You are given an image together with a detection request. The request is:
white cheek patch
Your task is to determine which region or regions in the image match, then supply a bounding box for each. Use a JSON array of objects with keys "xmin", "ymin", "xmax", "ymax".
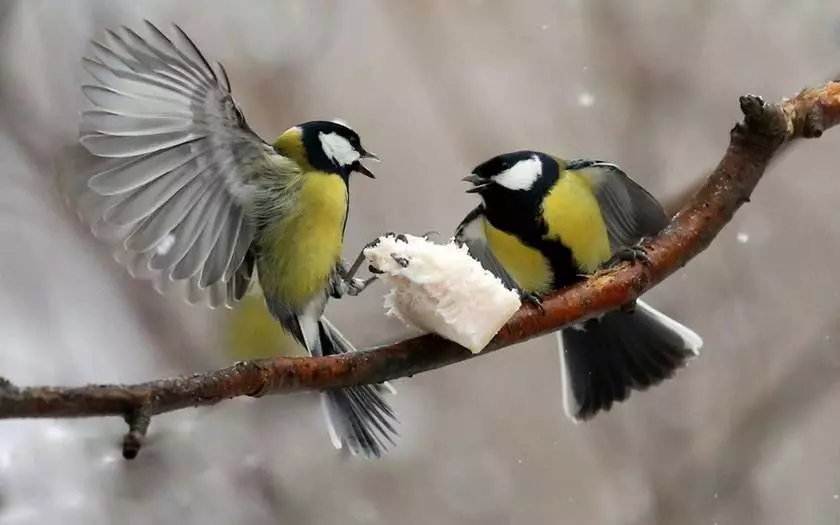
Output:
[
  {"xmin": 319, "ymin": 131, "xmax": 360, "ymax": 167},
  {"xmin": 493, "ymin": 155, "xmax": 542, "ymax": 191}
]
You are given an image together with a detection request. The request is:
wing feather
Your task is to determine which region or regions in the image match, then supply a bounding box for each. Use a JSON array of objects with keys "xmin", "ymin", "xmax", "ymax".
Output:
[
  {"xmin": 171, "ymin": 184, "xmax": 232, "ymax": 280},
  {"xmin": 569, "ymin": 160, "xmax": 669, "ymax": 252},
  {"xmin": 68, "ymin": 21, "xmax": 284, "ymax": 307},
  {"xmin": 201, "ymin": 205, "xmax": 242, "ymax": 288},
  {"xmin": 148, "ymin": 175, "xmax": 224, "ymax": 272}
]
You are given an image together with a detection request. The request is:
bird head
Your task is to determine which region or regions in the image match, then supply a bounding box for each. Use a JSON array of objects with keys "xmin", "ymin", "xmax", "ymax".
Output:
[
  {"xmin": 462, "ymin": 150, "xmax": 554, "ymax": 196},
  {"xmin": 292, "ymin": 119, "xmax": 379, "ymax": 178}
]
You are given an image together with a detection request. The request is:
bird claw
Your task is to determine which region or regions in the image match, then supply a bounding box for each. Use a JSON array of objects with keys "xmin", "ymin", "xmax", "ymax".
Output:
[
  {"xmin": 601, "ymin": 241, "xmax": 652, "ymax": 270},
  {"xmin": 372, "ymin": 231, "xmax": 436, "ymax": 246},
  {"xmin": 391, "ymin": 254, "xmax": 410, "ymax": 268},
  {"xmin": 363, "ymin": 232, "xmax": 402, "ymax": 251},
  {"xmin": 346, "ymin": 277, "xmax": 365, "ymax": 296},
  {"xmin": 363, "ymin": 237, "xmax": 384, "ymax": 250},
  {"xmin": 521, "ymin": 292, "xmax": 546, "ymax": 315},
  {"xmin": 378, "ymin": 231, "xmax": 408, "ymax": 244},
  {"xmin": 329, "ymin": 279, "xmax": 347, "ymax": 299},
  {"xmin": 363, "ymin": 231, "xmax": 428, "ymax": 274}
]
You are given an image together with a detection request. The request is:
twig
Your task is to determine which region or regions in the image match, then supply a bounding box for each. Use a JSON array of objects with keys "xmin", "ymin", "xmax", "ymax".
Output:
[
  {"xmin": 2, "ymin": 84, "xmax": 840, "ymax": 458},
  {"xmin": 122, "ymin": 407, "xmax": 151, "ymax": 459}
]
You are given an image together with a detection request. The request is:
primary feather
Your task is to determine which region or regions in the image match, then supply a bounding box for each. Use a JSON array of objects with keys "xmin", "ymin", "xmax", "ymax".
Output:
[{"xmin": 75, "ymin": 20, "xmax": 277, "ymax": 307}]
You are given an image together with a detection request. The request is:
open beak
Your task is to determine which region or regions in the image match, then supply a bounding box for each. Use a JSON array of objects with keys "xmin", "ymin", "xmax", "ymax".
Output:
[
  {"xmin": 361, "ymin": 149, "xmax": 379, "ymax": 162},
  {"xmin": 353, "ymin": 150, "xmax": 379, "ymax": 178},
  {"xmin": 462, "ymin": 173, "xmax": 491, "ymax": 193},
  {"xmin": 353, "ymin": 162, "xmax": 376, "ymax": 178}
]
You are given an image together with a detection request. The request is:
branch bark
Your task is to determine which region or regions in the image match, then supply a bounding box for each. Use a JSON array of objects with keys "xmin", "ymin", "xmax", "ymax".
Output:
[{"xmin": 3, "ymin": 84, "xmax": 840, "ymax": 458}]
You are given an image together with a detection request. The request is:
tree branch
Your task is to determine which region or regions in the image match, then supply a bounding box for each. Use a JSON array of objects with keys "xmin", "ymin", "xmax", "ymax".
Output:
[{"xmin": 3, "ymin": 84, "xmax": 839, "ymax": 458}]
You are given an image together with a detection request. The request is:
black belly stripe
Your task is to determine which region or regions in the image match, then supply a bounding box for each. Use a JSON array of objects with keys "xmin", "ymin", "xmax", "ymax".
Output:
[
  {"xmin": 485, "ymin": 208, "xmax": 586, "ymax": 291},
  {"xmin": 480, "ymin": 172, "xmax": 589, "ymax": 292},
  {"xmin": 532, "ymin": 238, "xmax": 587, "ymax": 290}
]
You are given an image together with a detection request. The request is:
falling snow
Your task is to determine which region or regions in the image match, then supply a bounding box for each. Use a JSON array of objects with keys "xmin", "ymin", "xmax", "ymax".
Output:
[{"xmin": 577, "ymin": 92, "xmax": 595, "ymax": 107}]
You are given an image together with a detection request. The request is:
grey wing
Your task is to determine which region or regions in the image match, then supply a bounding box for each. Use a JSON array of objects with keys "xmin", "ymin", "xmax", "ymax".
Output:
[
  {"xmin": 69, "ymin": 21, "xmax": 284, "ymax": 308},
  {"xmin": 454, "ymin": 206, "xmax": 524, "ymax": 294},
  {"xmin": 570, "ymin": 160, "xmax": 670, "ymax": 252}
]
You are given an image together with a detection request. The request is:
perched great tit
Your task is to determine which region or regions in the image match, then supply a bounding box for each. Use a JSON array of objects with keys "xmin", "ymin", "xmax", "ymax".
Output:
[
  {"xmin": 64, "ymin": 21, "xmax": 397, "ymax": 457},
  {"xmin": 456, "ymin": 150, "xmax": 702, "ymax": 421}
]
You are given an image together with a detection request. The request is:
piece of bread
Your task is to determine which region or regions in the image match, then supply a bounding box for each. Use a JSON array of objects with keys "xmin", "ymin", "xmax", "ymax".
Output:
[{"xmin": 364, "ymin": 234, "xmax": 521, "ymax": 353}]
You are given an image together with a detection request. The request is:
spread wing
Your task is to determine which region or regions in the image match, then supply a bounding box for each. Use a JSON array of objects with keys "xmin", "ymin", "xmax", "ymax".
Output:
[
  {"xmin": 69, "ymin": 21, "xmax": 291, "ymax": 308},
  {"xmin": 454, "ymin": 205, "xmax": 523, "ymax": 294},
  {"xmin": 568, "ymin": 159, "xmax": 669, "ymax": 252}
]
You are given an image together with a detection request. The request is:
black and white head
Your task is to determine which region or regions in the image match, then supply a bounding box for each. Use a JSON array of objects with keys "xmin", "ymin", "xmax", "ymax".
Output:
[
  {"xmin": 462, "ymin": 150, "xmax": 558, "ymax": 199},
  {"xmin": 298, "ymin": 119, "xmax": 379, "ymax": 178}
]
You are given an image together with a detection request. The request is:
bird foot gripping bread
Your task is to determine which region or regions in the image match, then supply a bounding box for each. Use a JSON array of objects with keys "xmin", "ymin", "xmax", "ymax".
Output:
[{"xmin": 363, "ymin": 234, "xmax": 522, "ymax": 353}]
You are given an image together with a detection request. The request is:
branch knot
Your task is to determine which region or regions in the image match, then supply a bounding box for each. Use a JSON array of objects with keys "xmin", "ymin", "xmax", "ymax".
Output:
[
  {"xmin": 803, "ymin": 105, "xmax": 825, "ymax": 138},
  {"xmin": 739, "ymin": 94, "xmax": 788, "ymax": 138}
]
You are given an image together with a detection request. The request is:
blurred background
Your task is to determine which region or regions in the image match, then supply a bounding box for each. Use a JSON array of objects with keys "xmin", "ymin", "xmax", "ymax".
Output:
[{"xmin": 2, "ymin": 0, "xmax": 840, "ymax": 523}]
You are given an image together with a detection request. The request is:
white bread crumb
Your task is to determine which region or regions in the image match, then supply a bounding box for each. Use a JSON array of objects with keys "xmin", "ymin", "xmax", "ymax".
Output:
[{"xmin": 364, "ymin": 234, "xmax": 522, "ymax": 353}]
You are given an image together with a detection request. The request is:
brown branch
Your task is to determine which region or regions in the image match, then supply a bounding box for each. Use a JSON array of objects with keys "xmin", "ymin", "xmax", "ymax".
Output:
[{"xmin": 2, "ymin": 84, "xmax": 840, "ymax": 458}]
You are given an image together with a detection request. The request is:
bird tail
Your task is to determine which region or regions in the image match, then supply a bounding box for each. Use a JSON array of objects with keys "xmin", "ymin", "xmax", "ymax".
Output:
[
  {"xmin": 313, "ymin": 317, "xmax": 399, "ymax": 458},
  {"xmin": 558, "ymin": 300, "xmax": 702, "ymax": 422}
]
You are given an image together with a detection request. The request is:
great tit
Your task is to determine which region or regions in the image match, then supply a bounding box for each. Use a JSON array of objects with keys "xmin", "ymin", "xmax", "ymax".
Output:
[
  {"xmin": 65, "ymin": 21, "xmax": 397, "ymax": 457},
  {"xmin": 456, "ymin": 150, "xmax": 702, "ymax": 421}
]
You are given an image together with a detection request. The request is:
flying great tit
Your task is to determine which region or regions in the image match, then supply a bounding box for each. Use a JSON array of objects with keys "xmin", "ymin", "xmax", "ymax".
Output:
[
  {"xmin": 64, "ymin": 21, "xmax": 397, "ymax": 457},
  {"xmin": 456, "ymin": 150, "xmax": 702, "ymax": 421}
]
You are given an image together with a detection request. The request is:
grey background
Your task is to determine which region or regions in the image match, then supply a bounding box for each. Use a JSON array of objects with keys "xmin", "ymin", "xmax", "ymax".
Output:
[{"xmin": 1, "ymin": 0, "xmax": 840, "ymax": 524}]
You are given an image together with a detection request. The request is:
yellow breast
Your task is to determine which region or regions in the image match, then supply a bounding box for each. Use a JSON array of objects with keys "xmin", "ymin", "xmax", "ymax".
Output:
[
  {"xmin": 541, "ymin": 170, "xmax": 611, "ymax": 273},
  {"xmin": 484, "ymin": 218, "xmax": 554, "ymax": 294},
  {"xmin": 260, "ymin": 172, "xmax": 348, "ymax": 309}
]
